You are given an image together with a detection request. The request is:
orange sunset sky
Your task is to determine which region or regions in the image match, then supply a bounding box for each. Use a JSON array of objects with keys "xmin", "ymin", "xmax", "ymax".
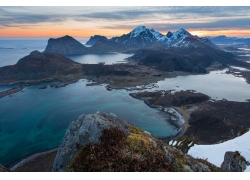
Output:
[{"xmin": 1, "ymin": 6, "xmax": 250, "ymax": 39}]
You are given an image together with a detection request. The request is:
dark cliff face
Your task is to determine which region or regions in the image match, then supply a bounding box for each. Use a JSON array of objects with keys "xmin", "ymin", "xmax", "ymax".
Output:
[
  {"xmin": 0, "ymin": 52, "xmax": 83, "ymax": 83},
  {"xmin": 44, "ymin": 35, "xmax": 87, "ymax": 55}
]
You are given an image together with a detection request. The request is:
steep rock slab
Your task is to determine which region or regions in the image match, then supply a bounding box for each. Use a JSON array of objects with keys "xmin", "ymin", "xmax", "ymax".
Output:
[{"xmin": 52, "ymin": 112, "xmax": 131, "ymax": 172}]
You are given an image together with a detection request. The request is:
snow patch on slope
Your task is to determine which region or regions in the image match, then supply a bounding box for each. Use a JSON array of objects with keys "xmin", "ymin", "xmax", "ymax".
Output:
[{"xmin": 188, "ymin": 131, "xmax": 250, "ymax": 172}]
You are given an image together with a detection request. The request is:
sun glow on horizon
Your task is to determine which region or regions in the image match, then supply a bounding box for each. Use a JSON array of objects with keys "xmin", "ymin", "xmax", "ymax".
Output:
[
  {"xmin": 1, "ymin": 26, "xmax": 250, "ymax": 39},
  {"xmin": 189, "ymin": 29, "xmax": 250, "ymax": 38}
]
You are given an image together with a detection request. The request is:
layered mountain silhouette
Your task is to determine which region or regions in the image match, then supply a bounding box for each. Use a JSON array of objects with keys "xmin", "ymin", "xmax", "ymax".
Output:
[
  {"xmin": 1, "ymin": 26, "xmax": 249, "ymax": 85},
  {"xmin": 43, "ymin": 26, "xmax": 218, "ymax": 55}
]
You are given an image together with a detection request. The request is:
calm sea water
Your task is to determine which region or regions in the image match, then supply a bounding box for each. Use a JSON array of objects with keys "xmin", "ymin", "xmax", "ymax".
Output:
[
  {"xmin": 0, "ymin": 81, "xmax": 177, "ymax": 166},
  {"xmin": 1, "ymin": 39, "xmax": 250, "ymax": 166},
  {"xmin": 0, "ymin": 39, "xmax": 47, "ymax": 66},
  {"xmin": 0, "ymin": 39, "xmax": 132, "ymax": 67},
  {"xmin": 154, "ymin": 69, "xmax": 250, "ymax": 102},
  {"xmin": 66, "ymin": 53, "xmax": 133, "ymax": 65}
]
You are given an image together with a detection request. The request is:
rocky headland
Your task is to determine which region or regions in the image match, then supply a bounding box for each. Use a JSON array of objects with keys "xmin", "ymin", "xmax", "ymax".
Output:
[
  {"xmin": 130, "ymin": 90, "xmax": 250, "ymax": 145},
  {"xmin": 226, "ymin": 67, "xmax": 250, "ymax": 84},
  {"xmin": 0, "ymin": 52, "xmax": 84, "ymax": 84},
  {"xmin": 0, "ymin": 87, "xmax": 23, "ymax": 98}
]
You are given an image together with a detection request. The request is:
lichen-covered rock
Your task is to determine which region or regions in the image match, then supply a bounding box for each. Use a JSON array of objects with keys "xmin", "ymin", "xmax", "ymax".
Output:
[
  {"xmin": 52, "ymin": 112, "xmax": 131, "ymax": 172},
  {"xmin": 53, "ymin": 111, "xmax": 223, "ymax": 172},
  {"xmin": 221, "ymin": 151, "xmax": 249, "ymax": 172}
]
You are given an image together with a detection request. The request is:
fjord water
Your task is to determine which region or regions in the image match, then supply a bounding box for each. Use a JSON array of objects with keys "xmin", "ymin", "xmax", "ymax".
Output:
[
  {"xmin": 0, "ymin": 39, "xmax": 47, "ymax": 66},
  {"xmin": 155, "ymin": 69, "xmax": 250, "ymax": 102},
  {"xmin": 66, "ymin": 53, "xmax": 133, "ymax": 65},
  {"xmin": 0, "ymin": 39, "xmax": 132, "ymax": 67},
  {"xmin": 0, "ymin": 80, "xmax": 178, "ymax": 166}
]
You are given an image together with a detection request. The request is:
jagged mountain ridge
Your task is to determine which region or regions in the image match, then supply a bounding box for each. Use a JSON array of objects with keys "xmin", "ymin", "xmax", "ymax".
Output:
[
  {"xmin": 43, "ymin": 26, "xmax": 217, "ymax": 55},
  {"xmin": 110, "ymin": 26, "xmax": 216, "ymax": 49}
]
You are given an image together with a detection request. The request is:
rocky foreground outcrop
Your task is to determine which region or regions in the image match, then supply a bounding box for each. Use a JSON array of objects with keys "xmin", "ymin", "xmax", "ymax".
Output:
[{"xmin": 53, "ymin": 112, "xmax": 223, "ymax": 172}]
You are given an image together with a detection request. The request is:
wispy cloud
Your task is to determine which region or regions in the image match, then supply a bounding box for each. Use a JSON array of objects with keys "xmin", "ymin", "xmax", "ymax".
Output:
[{"xmin": 1, "ymin": 6, "xmax": 250, "ymax": 37}]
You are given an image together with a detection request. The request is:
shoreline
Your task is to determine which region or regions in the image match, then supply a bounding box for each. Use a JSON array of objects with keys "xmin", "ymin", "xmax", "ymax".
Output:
[
  {"xmin": 173, "ymin": 106, "xmax": 190, "ymax": 137},
  {"xmin": 129, "ymin": 93, "xmax": 186, "ymax": 139},
  {"xmin": 8, "ymin": 147, "xmax": 58, "ymax": 172}
]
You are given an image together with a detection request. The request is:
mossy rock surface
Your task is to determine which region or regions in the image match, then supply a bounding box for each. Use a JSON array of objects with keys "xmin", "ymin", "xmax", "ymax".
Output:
[{"xmin": 65, "ymin": 123, "xmax": 223, "ymax": 172}]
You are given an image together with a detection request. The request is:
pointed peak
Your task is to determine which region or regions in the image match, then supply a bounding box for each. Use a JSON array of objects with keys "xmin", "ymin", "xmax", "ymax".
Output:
[
  {"xmin": 130, "ymin": 25, "xmax": 149, "ymax": 38},
  {"xmin": 166, "ymin": 31, "xmax": 173, "ymax": 38},
  {"xmin": 150, "ymin": 28, "xmax": 155, "ymax": 32},
  {"xmin": 63, "ymin": 35, "xmax": 71, "ymax": 38},
  {"xmin": 176, "ymin": 28, "xmax": 189, "ymax": 34},
  {"xmin": 174, "ymin": 28, "xmax": 192, "ymax": 38},
  {"xmin": 133, "ymin": 25, "xmax": 146, "ymax": 30},
  {"xmin": 131, "ymin": 25, "xmax": 147, "ymax": 32}
]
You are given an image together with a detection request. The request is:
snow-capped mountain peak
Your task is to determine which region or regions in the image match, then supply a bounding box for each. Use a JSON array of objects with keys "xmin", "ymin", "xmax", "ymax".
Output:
[
  {"xmin": 172, "ymin": 28, "xmax": 192, "ymax": 40},
  {"xmin": 110, "ymin": 26, "xmax": 216, "ymax": 49},
  {"xmin": 130, "ymin": 25, "xmax": 148, "ymax": 38},
  {"xmin": 149, "ymin": 28, "xmax": 166, "ymax": 41}
]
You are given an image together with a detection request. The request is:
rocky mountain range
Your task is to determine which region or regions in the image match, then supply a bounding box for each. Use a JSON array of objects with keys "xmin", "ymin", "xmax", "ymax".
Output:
[
  {"xmin": 43, "ymin": 26, "xmax": 218, "ymax": 55},
  {"xmin": 2, "ymin": 26, "xmax": 249, "ymax": 84},
  {"xmin": 111, "ymin": 26, "xmax": 217, "ymax": 49}
]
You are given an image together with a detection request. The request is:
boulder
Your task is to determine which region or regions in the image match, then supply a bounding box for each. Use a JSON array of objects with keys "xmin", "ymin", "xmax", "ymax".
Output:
[{"xmin": 221, "ymin": 151, "xmax": 249, "ymax": 172}]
